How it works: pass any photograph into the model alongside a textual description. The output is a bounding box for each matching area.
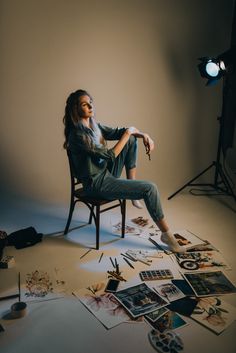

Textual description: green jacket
[68,124,126,182]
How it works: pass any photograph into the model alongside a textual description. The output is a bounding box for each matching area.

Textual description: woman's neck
[80,117,91,128]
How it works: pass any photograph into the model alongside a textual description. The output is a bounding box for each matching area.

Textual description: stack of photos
[191,297,236,334]
[113,283,169,318]
[183,271,236,297]
[173,251,231,272]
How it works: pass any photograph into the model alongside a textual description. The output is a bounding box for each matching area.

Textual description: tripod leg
[217,164,236,201]
[168,163,215,200]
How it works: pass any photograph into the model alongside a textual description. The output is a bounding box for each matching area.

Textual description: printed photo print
[113,283,168,318]
[146,310,188,332]
[183,271,236,297]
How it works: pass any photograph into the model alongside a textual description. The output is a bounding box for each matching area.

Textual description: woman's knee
[145,181,159,195]
[128,134,137,147]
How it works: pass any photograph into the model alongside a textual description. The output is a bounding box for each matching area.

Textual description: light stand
[168,81,236,202]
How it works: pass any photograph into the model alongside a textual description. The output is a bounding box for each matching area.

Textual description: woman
[63,89,184,252]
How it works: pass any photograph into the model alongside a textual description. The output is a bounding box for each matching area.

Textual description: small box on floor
[0,255,15,269]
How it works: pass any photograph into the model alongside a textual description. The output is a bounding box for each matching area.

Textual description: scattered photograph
[154,282,186,302]
[131,216,149,227]
[21,268,66,302]
[146,310,188,332]
[113,283,169,318]
[145,306,169,322]
[172,230,206,250]
[174,251,231,272]
[186,241,218,252]
[183,271,236,297]
[191,297,236,334]
[73,282,130,329]
[112,222,140,235]
[149,229,206,252]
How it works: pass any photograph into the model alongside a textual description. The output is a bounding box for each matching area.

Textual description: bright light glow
[205,61,220,77]
[219,60,226,70]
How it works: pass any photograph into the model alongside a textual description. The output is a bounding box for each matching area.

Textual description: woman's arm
[112,127,139,157]
[132,130,155,155]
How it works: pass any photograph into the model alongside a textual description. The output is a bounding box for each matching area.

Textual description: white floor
[0,191,236,353]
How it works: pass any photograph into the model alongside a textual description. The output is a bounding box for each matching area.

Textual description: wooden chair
[64,150,126,250]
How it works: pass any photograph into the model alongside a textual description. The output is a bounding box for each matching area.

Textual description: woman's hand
[126,126,140,136]
[143,133,154,154]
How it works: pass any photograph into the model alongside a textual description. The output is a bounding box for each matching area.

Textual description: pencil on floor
[123,257,135,269]
[98,252,104,263]
[80,249,92,259]
[109,257,115,268]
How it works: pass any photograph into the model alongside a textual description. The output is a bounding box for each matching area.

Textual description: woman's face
[78,95,94,119]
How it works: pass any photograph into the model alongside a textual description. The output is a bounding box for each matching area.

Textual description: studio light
[198,57,226,85]
[198,47,236,86]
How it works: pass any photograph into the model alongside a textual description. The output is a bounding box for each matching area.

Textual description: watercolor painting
[191,297,236,334]
[73,282,131,329]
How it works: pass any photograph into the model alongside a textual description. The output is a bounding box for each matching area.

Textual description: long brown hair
[63,89,105,149]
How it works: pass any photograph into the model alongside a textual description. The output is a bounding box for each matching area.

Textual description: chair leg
[88,205,94,224]
[64,198,75,235]
[95,205,100,250]
[121,200,126,238]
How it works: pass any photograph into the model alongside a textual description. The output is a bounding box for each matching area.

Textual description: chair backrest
[66,149,82,191]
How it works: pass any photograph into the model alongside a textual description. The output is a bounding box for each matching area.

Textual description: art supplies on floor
[139,269,173,281]
[148,329,184,353]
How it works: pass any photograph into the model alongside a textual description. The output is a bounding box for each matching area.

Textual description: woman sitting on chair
[63,89,184,253]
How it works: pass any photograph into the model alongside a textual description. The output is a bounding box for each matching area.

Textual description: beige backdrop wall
[0,0,234,204]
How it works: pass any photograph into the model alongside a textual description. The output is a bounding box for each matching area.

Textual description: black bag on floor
[7,227,43,249]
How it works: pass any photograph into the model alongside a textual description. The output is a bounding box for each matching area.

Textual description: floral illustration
[25,270,53,298]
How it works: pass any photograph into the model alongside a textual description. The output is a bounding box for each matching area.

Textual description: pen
[121,253,137,262]
[80,249,92,259]
[123,257,135,269]
[98,252,104,263]
[114,258,120,274]
[109,257,115,268]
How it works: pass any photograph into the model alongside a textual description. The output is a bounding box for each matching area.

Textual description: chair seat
[74,187,117,206]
